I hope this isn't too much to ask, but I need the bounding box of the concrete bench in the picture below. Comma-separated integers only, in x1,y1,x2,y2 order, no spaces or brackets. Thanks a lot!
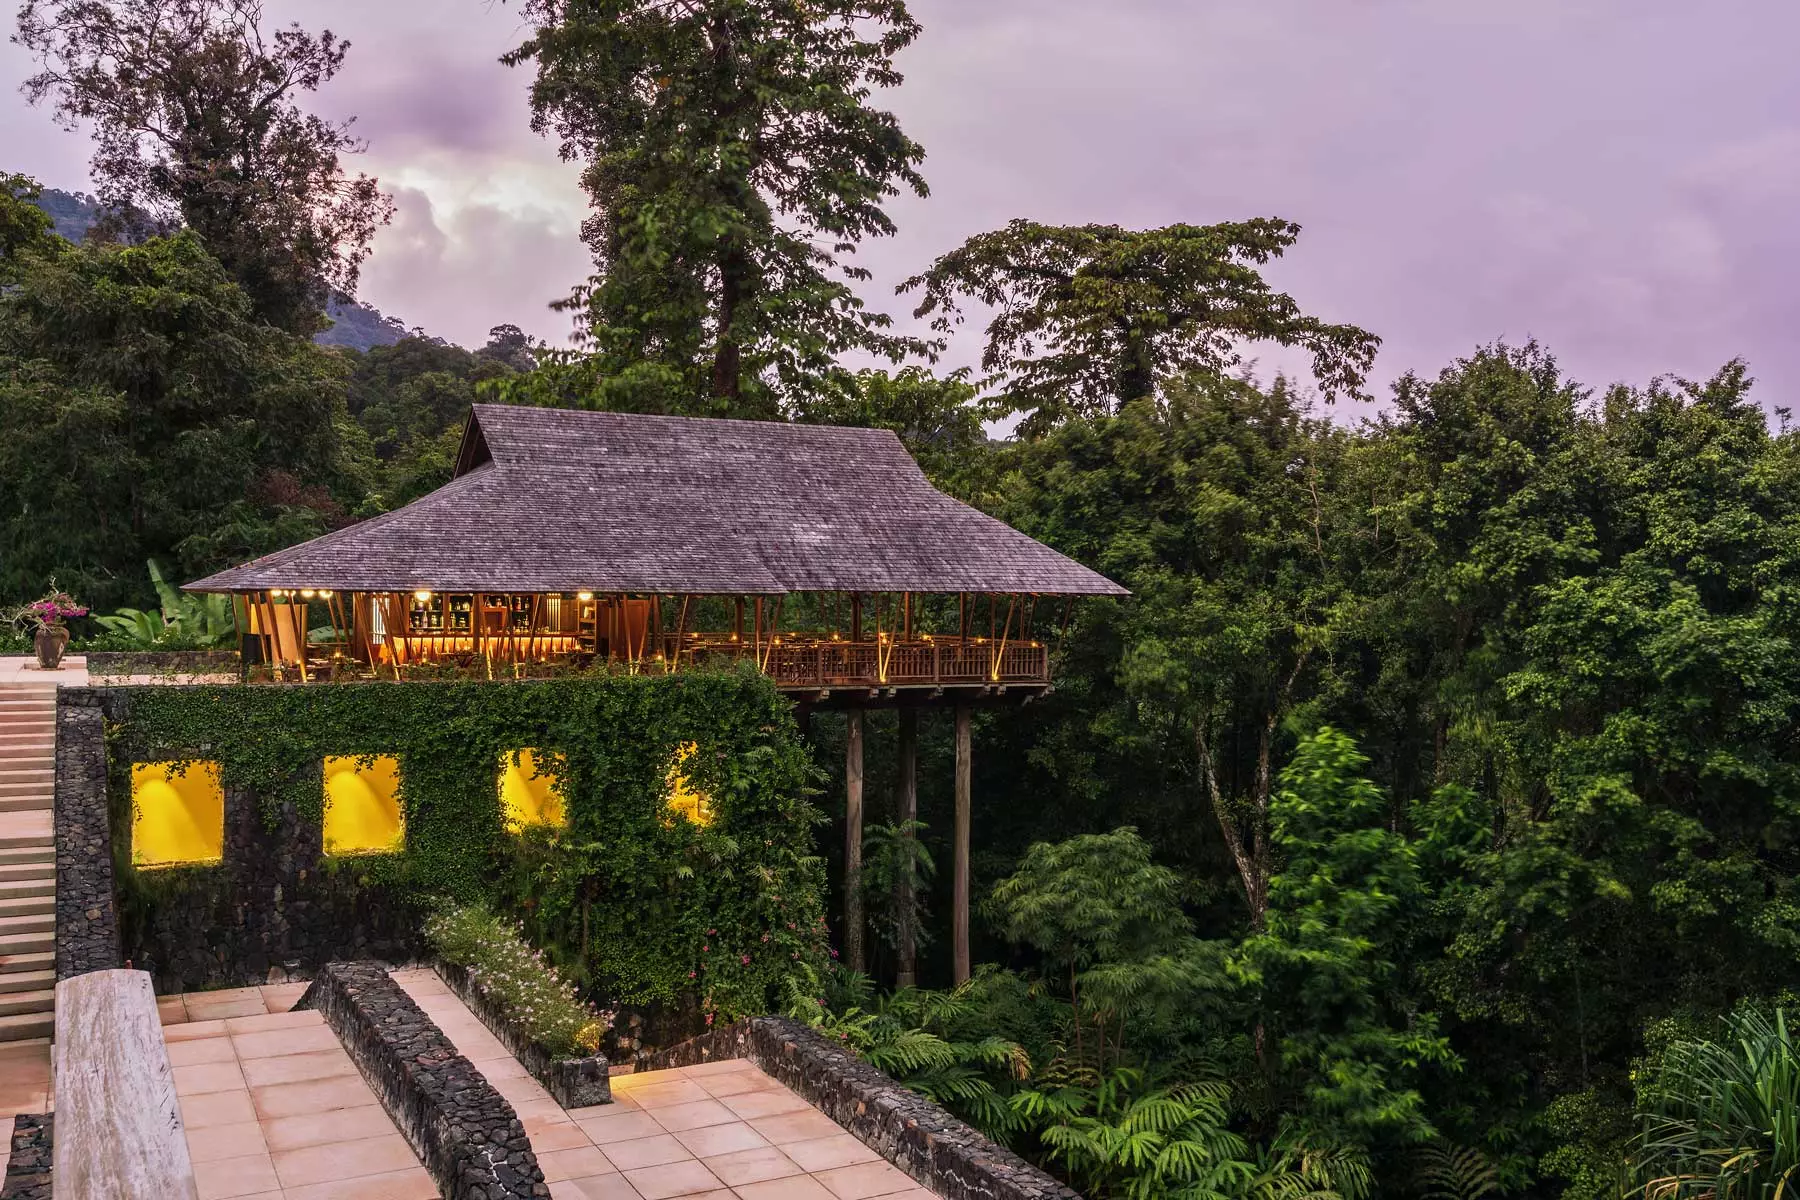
53,969,198,1198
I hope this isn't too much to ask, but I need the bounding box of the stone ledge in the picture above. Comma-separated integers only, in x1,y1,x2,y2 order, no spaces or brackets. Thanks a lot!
55,691,123,981
434,958,611,1108
301,961,550,1200
84,649,240,677
1,1113,53,1200
643,1016,1084,1200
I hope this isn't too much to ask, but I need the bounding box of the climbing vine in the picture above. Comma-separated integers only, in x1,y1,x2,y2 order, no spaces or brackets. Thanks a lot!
108,666,831,1021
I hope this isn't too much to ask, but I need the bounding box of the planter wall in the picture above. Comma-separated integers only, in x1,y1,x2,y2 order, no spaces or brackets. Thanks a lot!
643,1017,1085,1200
434,958,610,1108
302,962,549,1200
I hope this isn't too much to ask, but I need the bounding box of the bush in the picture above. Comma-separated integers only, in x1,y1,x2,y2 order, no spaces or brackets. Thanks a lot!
425,901,612,1059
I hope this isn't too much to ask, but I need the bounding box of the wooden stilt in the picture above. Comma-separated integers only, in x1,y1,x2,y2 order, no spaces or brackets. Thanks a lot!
954,704,972,986
897,707,918,989
845,711,866,975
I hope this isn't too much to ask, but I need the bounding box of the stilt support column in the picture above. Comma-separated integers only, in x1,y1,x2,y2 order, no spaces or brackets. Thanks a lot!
896,708,918,989
954,705,971,985
845,711,865,975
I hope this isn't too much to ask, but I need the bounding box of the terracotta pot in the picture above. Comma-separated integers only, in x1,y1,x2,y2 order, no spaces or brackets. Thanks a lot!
33,627,68,670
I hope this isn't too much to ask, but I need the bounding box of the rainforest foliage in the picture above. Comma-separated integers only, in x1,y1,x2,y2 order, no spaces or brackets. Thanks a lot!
5,0,1795,1194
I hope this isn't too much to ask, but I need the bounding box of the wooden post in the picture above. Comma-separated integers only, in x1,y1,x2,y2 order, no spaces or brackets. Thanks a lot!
845,711,865,975
896,707,918,989
954,704,972,986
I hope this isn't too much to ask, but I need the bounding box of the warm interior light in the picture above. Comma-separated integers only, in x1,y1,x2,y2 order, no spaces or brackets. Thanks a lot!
270,589,286,598
413,590,433,602
576,591,594,601
300,589,316,598
500,749,566,832
318,590,333,598
666,743,714,827
323,756,405,856
132,761,224,868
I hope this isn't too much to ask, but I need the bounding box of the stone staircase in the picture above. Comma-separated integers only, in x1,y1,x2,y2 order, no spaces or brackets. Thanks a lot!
0,684,57,1043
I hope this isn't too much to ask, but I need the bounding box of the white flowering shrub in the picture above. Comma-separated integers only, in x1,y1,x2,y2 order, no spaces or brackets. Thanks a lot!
425,902,613,1059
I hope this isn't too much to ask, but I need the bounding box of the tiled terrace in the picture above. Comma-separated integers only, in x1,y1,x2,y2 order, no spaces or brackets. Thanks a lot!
392,967,939,1200
160,982,437,1199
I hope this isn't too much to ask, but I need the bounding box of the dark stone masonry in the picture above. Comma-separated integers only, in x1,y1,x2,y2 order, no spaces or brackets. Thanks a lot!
83,650,240,678
302,961,550,1200
435,957,611,1109
62,685,421,992
644,1017,1086,1200
0,1113,53,1199
54,692,123,981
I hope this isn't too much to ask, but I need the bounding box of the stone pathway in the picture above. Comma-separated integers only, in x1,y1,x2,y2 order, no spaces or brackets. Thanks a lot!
160,982,438,1199
391,967,939,1200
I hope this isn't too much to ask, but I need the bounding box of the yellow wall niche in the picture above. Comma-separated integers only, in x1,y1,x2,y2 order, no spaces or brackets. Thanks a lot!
132,761,225,868
323,755,405,855
666,742,714,826
500,749,566,832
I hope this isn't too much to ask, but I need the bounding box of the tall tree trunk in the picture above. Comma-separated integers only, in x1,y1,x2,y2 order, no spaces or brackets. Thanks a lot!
711,242,748,407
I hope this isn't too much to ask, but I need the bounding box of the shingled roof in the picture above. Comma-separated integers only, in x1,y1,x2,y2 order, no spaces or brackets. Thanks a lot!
185,405,1128,597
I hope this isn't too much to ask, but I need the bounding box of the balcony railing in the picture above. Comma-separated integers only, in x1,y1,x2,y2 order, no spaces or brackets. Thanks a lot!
345,632,1050,690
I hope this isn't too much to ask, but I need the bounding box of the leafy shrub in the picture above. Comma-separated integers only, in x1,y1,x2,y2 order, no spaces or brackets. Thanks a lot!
1629,1006,1800,1200
87,560,236,649
425,901,612,1059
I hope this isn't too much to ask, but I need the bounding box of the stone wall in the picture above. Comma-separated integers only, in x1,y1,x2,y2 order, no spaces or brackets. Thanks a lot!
54,692,123,980
435,958,610,1108
301,962,549,1200
643,1017,1085,1200
71,686,421,991
0,1113,53,1200
83,650,240,678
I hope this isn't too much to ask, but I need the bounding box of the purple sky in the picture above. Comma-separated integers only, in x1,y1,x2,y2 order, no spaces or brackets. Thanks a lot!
5,1,1799,410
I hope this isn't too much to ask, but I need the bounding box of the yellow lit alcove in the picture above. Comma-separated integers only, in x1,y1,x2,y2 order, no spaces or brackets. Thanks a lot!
666,742,714,826
132,761,225,868
500,749,566,833
323,755,405,856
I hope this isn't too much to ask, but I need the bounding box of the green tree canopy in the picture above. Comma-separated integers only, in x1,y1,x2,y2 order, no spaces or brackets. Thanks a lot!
902,218,1380,435
505,0,930,417
16,0,394,332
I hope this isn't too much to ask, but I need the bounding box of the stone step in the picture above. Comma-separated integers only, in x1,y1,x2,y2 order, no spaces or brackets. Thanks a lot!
0,786,52,803
0,878,53,900
0,911,55,936
0,1012,54,1043
0,929,52,958
0,834,53,852
0,738,53,752
0,990,52,1019
0,771,53,788
0,746,52,760
0,797,52,815
0,953,53,979
0,968,52,995
0,860,53,882
0,896,53,918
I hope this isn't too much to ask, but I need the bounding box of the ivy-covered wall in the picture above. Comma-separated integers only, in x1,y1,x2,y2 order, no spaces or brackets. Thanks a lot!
104,670,830,1023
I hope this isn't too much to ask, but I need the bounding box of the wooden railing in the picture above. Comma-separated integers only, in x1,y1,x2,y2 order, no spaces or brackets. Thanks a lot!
327,633,1050,689
679,637,1050,689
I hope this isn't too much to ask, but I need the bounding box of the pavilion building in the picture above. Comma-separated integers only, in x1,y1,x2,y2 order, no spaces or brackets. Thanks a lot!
185,403,1126,983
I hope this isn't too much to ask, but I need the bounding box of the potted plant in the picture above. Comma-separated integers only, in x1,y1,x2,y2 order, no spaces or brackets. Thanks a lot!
8,585,88,670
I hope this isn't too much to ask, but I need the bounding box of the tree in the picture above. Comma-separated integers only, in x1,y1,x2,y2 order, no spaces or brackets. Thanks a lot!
902,219,1380,435
505,0,931,417
1235,728,1465,1145
0,173,59,276
15,0,394,332
0,230,347,607
1006,373,1358,929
